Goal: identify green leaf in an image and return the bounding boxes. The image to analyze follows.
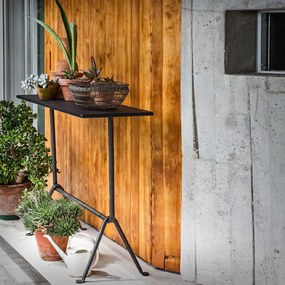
[70,23,77,72]
[55,0,72,56]
[28,16,72,69]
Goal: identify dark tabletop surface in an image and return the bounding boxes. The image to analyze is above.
[17,95,153,118]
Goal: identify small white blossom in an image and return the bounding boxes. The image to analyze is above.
[21,73,53,92]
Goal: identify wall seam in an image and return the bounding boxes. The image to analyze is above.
[247,80,256,285]
[191,4,199,159]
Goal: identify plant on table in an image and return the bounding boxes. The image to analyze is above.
[21,73,59,100]
[29,0,78,76]
[83,56,102,82]
[21,74,54,91]
[69,56,129,110]
[29,0,81,101]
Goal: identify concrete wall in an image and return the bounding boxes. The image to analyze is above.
[181,1,285,284]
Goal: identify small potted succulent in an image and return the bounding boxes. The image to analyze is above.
[69,57,129,110]
[0,100,52,219]
[16,186,82,261]
[21,73,59,100]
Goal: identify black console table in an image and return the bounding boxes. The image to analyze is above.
[17,95,153,283]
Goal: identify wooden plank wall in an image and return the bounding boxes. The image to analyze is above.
[44,0,181,272]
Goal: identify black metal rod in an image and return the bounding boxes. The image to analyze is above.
[108,117,115,220]
[49,183,61,196]
[49,109,57,185]
[51,185,106,220]
[114,219,149,276]
[76,217,109,284]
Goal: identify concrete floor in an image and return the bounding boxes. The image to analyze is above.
[0,220,196,285]
[0,235,49,285]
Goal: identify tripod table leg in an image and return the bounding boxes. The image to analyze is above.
[76,217,109,284]
[113,218,149,276]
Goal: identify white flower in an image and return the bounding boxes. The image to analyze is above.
[21,73,52,91]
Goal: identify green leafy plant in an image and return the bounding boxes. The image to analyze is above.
[0,100,52,187]
[29,0,77,74]
[16,187,82,236]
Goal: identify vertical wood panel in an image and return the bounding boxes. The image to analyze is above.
[44,0,181,272]
[162,0,181,272]
[129,0,140,254]
[151,0,165,269]
[138,0,153,263]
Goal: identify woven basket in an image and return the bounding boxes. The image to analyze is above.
[68,81,129,110]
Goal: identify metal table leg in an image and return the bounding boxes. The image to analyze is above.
[48,111,148,283]
[106,117,149,275]
[49,109,58,186]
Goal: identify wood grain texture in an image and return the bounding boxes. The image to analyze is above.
[44,0,181,272]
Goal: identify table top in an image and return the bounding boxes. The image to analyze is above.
[17,95,153,118]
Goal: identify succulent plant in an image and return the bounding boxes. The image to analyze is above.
[21,74,56,91]
[83,56,102,81]
[83,56,116,83]
[62,69,79,80]
[16,186,82,236]
[103,75,115,82]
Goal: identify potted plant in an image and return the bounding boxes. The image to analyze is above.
[0,100,52,219]
[69,57,129,109]
[21,73,59,100]
[16,186,82,261]
[29,0,80,101]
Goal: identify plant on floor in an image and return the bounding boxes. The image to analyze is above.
[16,186,82,261]
[16,186,82,236]
[0,100,52,218]
[0,100,52,186]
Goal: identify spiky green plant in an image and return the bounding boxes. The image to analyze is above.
[29,0,77,74]
[83,56,102,81]
[83,56,116,82]
[16,187,83,236]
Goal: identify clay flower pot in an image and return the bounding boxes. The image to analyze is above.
[58,77,86,101]
[0,180,31,220]
[58,78,75,101]
[34,230,69,261]
[36,83,59,100]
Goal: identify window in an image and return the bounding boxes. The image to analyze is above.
[0,0,44,132]
[225,10,285,75]
[225,11,257,74]
[257,11,285,74]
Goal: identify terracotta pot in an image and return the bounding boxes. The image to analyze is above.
[34,230,69,261]
[58,78,74,101]
[56,59,70,75]
[0,180,31,219]
[59,81,73,101]
[36,83,59,100]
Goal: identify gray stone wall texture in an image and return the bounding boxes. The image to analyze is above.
[180,1,285,284]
